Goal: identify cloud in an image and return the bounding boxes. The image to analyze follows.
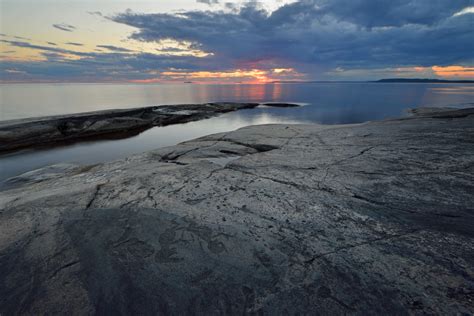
[1,39,101,62]
[197,0,219,5]
[65,42,84,46]
[156,68,301,83]
[2,0,473,82]
[111,0,473,77]
[47,42,57,46]
[312,0,472,28]
[96,45,134,52]
[1,38,210,82]
[52,23,76,32]
[87,11,103,17]
[4,69,27,74]
[1,39,72,54]
[432,65,474,78]
[14,36,31,40]
[453,6,474,17]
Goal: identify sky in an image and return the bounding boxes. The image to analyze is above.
[0,0,473,83]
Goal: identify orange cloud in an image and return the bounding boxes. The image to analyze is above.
[129,78,162,84]
[395,66,429,73]
[132,67,304,84]
[161,69,270,83]
[414,66,426,72]
[432,65,474,78]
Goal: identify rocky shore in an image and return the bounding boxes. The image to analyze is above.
[0,102,298,153]
[1,108,473,314]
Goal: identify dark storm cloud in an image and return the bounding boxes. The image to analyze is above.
[112,0,474,71]
[313,0,472,28]
[52,23,76,32]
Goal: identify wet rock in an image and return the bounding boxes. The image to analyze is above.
[262,102,300,107]
[0,108,473,314]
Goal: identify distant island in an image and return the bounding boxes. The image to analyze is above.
[272,78,474,84]
[374,78,474,83]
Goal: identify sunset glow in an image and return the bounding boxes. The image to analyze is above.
[130,68,304,84]
[1,0,472,83]
[432,66,474,78]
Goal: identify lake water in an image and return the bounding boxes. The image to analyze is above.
[1,82,473,181]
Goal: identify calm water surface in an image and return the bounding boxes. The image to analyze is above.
[1,82,473,181]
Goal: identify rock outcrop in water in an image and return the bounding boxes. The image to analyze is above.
[0,102,298,153]
[1,108,473,314]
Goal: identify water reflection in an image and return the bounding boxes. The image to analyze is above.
[429,86,474,95]
[1,82,473,121]
[0,110,309,181]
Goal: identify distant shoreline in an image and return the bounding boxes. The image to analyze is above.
[1,78,473,85]
[273,78,474,84]
[373,78,474,83]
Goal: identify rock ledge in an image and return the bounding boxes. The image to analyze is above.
[0,102,298,153]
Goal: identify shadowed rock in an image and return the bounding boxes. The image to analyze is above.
[408,107,474,118]
[0,108,473,314]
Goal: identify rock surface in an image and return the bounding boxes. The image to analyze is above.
[1,108,473,315]
[0,102,298,153]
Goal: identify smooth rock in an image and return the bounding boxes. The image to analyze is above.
[1,108,473,314]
